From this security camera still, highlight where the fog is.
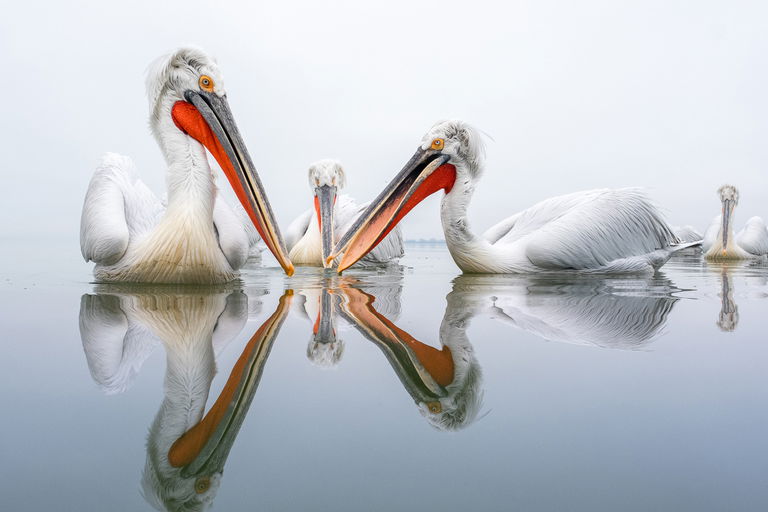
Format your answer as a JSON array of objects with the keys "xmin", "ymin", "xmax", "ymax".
[{"xmin": 1, "ymin": 0, "xmax": 766, "ymax": 245}]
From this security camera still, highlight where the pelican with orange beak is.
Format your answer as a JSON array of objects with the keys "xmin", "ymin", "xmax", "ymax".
[
  {"xmin": 331, "ymin": 120, "xmax": 697, "ymax": 274},
  {"xmin": 80, "ymin": 47, "xmax": 293, "ymax": 283},
  {"xmin": 285, "ymin": 159, "xmax": 403, "ymax": 268}
]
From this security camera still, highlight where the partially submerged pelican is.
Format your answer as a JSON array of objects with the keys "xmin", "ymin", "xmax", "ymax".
[
  {"xmin": 331, "ymin": 120, "xmax": 696, "ymax": 274},
  {"xmin": 80, "ymin": 47, "xmax": 293, "ymax": 284},
  {"xmin": 702, "ymin": 185, "xmax": 768, "ymax": 261},
  {"xmin": 285, "ymin": 159, "xmax": 403, "ymax": 268}
]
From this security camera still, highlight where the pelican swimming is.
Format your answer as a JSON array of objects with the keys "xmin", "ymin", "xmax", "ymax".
[
  {"xmin": 331, "ymin": 120, "xmax": 697, "ymax": 274},
  {"xmin": 702, "ymin": 185, "xmax": 768, "ymax": 261},
  {"xmin": 80, "ymin": 47, "xmax": 293, "ymax": 284},
  {"xmin": 285, "ymin": 159, "xmax": 403, "ymax": 268}
]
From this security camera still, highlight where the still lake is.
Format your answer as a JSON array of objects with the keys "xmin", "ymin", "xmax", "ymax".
[{"xmin": 1, "ymin": 241, "xmax": 767, "ymax": 512}]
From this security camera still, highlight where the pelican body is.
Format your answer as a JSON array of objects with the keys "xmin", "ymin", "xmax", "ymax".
[
  {"xmin": 80, "ymin": 47, "xmax": 293, "ymax": 284},
  {"xmin": 332, "ymin": 120, "xmax": 694, "ymax": 274},
  {"xmin": 702, "ymin": 185, "xmax": 768, "ymax": 261},
  {"xmin": 285, "ymin": 160, "xmax": 403, "ymax": 268}
]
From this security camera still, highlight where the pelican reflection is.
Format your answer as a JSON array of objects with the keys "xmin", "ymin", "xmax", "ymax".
[
  {"xmin": 451, "ymin": 273, "xmax": 683, "ymax": 349},
  {"xmin": 292, "ymin": 271, "xmax": 404, "ymax": 368},
  {"xmin": 338, "ymin": 284, "xmax": 483, "ymax": 432},
  {"xmin": 717, "ymin": 266, "xmax": 739, "ymax": 332},
  {"xmin": 79, "ymin": 287, "xmax": 292, "ymax": 512}
]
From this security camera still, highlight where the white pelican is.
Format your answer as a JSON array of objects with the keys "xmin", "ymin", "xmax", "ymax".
[
  {"xmin": 80, "ymin": 47, "xmax": 293, "ymax": 284},
  {"xmin": 702, "ymin": 185, "xmax": 768, "ymax": 260},
  {"xmin": 331, "ymin": 120, "xmax": 697, "ymax": 274},
  {"xmin": 285, "ymin": 159, "xmax": 403, "ymax": 268}
]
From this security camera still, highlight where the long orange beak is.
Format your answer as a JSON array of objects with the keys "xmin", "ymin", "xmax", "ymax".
[
  {"xmin": 168, "ymin": 291, "xmax": 293, "ymax": 474},
  {"xmin": 171, "ymin": 91, "xmax": 294, "ymax": 276},
  {"xmin": 329, "ymin": 148, "xmax": 455, "ymax": 272}
]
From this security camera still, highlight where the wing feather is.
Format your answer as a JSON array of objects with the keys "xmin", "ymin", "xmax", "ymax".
[
  {"xmin": 80, "ymin": 153, "xmax": 161, "ymax": 265},
  {"xmin": 736, "ymin": 217, "xmax": 768, "ymax": 256},
  {"xmin": 497, "ymin": 189, "xmax": 677, "ymax": 270}
]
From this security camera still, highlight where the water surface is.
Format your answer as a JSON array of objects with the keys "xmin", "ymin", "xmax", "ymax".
[{"xmin": 1, "ymin": 242, "xmax": 767, "ymax": 511}]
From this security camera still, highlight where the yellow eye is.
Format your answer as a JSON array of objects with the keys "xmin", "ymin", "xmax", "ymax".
[
  {"xmin": 426, "ymin": 401, "xmax": 442, "ymax": 413},
  {"xmin": 199, "ymin": 75, "xmax": 215, "ymax": 92},
  {"xmin": 430, "ymin": 138, "xmax": 444, "ymax": 150},
  {"xmin": 194, "ymin": 477, "xmax": 210, "ymax": 494}
]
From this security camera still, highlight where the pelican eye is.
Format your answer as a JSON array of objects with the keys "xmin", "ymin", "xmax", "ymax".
[
  {"xmin": 430, "ymin": 138, "xmax": 444, "ymax": 150},
  {"xmin": 194, "ymin": 476, "xmax": 211, "ymax": 494},
  {"xmin": 426, "ymin": 401, "xmax": 442, "ymax": 413},
  {"xmin": 199, "ymin": 75, "xmax": 215, "ymax": 92}
]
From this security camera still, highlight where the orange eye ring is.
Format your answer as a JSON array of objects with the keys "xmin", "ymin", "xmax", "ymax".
[
  {"xmin": 194, "ymin": 477, "xmax": 210, "ymax": 494},
  {"xmin": 430, "ymin": 138, "xmax": 444, "ymax": 150},
  {"xmin": 199, "ymin": 75, "xmax": 215, "ymax": 92}
]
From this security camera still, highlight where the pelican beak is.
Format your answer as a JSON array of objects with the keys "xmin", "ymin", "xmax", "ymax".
[
  {"xmin": 168, "ymin": 291, "xmax": 293, "ymax": 477},
  {"xmin": 172, "ymin": 91, "xmax": 294, "ymax": 276},
  {"xmin": 328, "ymin": 148, "xmax": 455, "ymax": 271},
  {"xmin": 314, "ymin": 185, "xmax": 337, "ymax": 269},
  {"xmin": 313, "ymin": 287, "xmax": 337, "ymax": 342},
  {"xmin": 721, "ymin": 199, "xmax": 733, "ymax": 252}
]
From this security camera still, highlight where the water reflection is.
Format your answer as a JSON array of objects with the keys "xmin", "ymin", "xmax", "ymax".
[
  {"xmin": 79, "ymin": 286, "xmax": 291, "ymax": 512},
  {"xmin": 451, "ymin": 274, "xmax": 682, "ymax": 349},
  {"xmin": 77, "ymin": 268, "xmax": 696, "ymax": 507},
  {"xmin": 292, "ymin": 272, "xmax": 404, "ymax": 368},
  {"xmin": 717, "ymin": 266, "xmax": 739, "ymax": 332},
  {"xmin": 338, "ymin": 283, "xmax": 483, "ymax": 432}
]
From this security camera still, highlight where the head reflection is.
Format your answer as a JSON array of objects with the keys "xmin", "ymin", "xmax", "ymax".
[
  {"xmin": 337, "ymin": 284, "xmax": 483, "ymax": 432},
  {"xmin": 79, "ymin": 286, "xmax": 291, "ymax": 512}
]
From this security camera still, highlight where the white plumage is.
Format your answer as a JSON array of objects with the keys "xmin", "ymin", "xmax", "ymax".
[
  {"xmin": 702, "ymin": 184, "xmax": 768, "ymax": 260},
  {"xmin": 79, "ymin": 47, "xmax": 290, "ymax": 284},
  {"xmin": 285, "ymin": 159, "xmax": 403, "ymax": 267},
  {"xmin": 334, "ymin": 120, "xmax": 696, "ymax": 274}
]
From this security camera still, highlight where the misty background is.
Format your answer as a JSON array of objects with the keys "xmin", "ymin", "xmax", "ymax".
[{"xmin": 1, "ymin": 0, "xmax": 766, "ymax": 255}]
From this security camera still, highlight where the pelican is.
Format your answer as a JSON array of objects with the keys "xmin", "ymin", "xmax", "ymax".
[
  {"xmin": 80, "ymin": 47, "xmax": 293, "ymax": 284},
  {"xmin": 702, "ymin": 185, "xmax": 768, "ymax": 260},
  {"xmin": 285, "ymin": 159, "xmax": 403, "ymax": 268},
  {"xmin": 331, "ymin": 120, "xmax": 698, "ymax": 274}
]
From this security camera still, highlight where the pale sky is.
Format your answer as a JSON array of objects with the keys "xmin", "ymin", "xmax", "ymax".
[{"xmin": 1, "ymin": 0, "xmax": 766, "ymax": 245}]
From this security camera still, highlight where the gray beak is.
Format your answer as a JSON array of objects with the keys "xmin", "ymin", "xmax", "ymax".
[
  {"xmin": 721, "ymin": 199, "xmax": 734, "ymax": 250},
  {"xmin": 314, "ymin": 185, "xmax": 337, "ymax": 269}
]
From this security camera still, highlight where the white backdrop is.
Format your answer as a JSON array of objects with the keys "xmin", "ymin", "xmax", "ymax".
[{"xmin": 1, "ymin": 0, "xmax": 766, "ymax": 243}]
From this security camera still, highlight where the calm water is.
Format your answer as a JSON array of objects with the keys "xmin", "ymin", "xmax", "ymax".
[{"xmin": 1, "ymin": 241, "xmax": 767, "ymax": 511}]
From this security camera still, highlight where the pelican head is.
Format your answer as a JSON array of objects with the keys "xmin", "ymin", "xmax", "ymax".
[
  {"xmin": 306, "ymin": 337, "xmax": 345, "ymax": 368},
  {"xmin": 717, "ymin": 184, "xmax": 739, "ymax": 252},
  {"xmin": 146, "ymin": 47, "xmax": 294, "ymax": 276},
  {"xmin": 307, "ymin": 159, "xmax": 346, "ymax": 268},
  {"xmin": 330, "ymin": 120, "xmax": 485, "ymax": 270}
]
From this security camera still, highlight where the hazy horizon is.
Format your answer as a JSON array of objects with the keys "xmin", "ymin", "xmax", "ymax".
[{"xmin": 2, "ymin": 0, "xmax": 766, "ymax": 249}]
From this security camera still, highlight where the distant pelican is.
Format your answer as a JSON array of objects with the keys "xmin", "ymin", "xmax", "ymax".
[
  {"xmin": 80, "ymin": 47, "xmax": 293, "ymax": 284},
  {"xmin": 285, "ymin": 159, "xmax": 403, "ymax": 268},
  {"xmin": 702, "ymin": 185, "xmax": 768, "ymax": 260},
  {"xmin": 331, "ymin": 120, "xmax": 696, "ymax": 274}
]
